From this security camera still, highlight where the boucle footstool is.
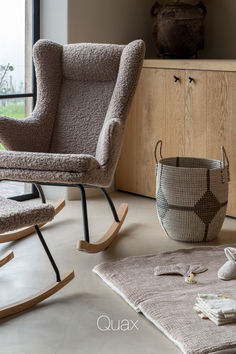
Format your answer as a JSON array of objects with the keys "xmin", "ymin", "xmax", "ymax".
[{"xmin": 0, "ymin": 196, "xmax": 74, "ymax": 319}]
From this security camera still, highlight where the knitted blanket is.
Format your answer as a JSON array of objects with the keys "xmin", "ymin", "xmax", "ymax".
[{"xmin": 93, "ymin": 244, "xmax": 236, "ymax": 354}]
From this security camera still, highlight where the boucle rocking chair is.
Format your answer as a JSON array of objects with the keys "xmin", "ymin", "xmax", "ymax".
[
  {"xmin": 0, "ymin": 39, "xmax": 145, "ymax": 253},
  {"xmin": 0, "ymin": 196, "xmax": 74, "ymax": 318}
]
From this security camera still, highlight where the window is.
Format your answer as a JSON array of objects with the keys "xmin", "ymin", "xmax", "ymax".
[
  {"xmin": 0, "ymin": 0, "xmax": 39, "ymax": 127},
  {"xmin": 0, "ymin": 0, "xmax": 39, "ymax": 197}
]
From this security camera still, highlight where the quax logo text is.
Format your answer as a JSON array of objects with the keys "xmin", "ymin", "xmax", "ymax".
[{"xmin": 97, "ymin": 314, "xmax": 139, "ymax": 332}]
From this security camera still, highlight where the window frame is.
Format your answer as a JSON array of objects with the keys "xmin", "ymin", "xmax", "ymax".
[
  {"xmin": 0, "ymin": 0, "xmax": 40, "ymax": 104},
  {"xmin": 0, "ymin": 0, "xmax": 40, "ymax": 201}
]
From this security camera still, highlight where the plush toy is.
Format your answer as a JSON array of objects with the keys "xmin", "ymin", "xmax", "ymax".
[
  {"xmin": 218, "ymin": 247, "xmax": 236, "ymax": 280},
  {"xmin": 154, "ymin": 263, "xmax": 207, "ymax": 284}
]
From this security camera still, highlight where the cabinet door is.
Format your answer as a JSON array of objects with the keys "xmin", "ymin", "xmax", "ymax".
[
  {"xmin": 165, "ymin": 70, "xmax": 185, "ymax": 157},
  {"xmin": 116, "ymin": 68, "xmax": 185, "ymax": 198},
  {"xmin": 135, "ymin": 68, "xmax": 166, "ymax": 197},
  {"xmin": 184, "ymin": 70, "xmax": 207, "ymax": 157},
  {"xmin": 206, "ymin": 71, "xmax": 236, "ymax": 216}
]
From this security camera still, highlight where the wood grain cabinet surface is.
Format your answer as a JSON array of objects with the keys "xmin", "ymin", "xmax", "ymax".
[{"xmin": 116, "ymin": 60, "xmax": 236, "ymax": 217}]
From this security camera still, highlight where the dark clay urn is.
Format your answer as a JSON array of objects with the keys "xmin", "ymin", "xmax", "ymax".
[{"xmin": 151, "ymin": 0, "xmax": 207, "ymax": 58}]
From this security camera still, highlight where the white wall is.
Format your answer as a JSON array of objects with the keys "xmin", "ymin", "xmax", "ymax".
[
  {"xmin": 202, "ymin": 0, "xmax": 236, "ymax": 59},
  {"xmin": 68, "ymin": 0, "xmax": 155, "ymax": 57},
  {"xmin": 40, "ymin": 0, "xmax": 68, "ymax": 44}
]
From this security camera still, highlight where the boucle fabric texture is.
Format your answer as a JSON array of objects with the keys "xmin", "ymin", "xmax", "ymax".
[
  {"xmin": 62, "ymin": 43, "xmax": 123, "ymax": 82},
  {"xmin": 93, "ymin": 244, "xmax": 236, "ymax": 354},
  {"xmin": 49, "ymin": 80, "xmax": 115, "ymax": 156},
  {"xmin": 0, "ymin": 167, "xmax": 110, "ymax": 185},
  {"xmin": 0, "ymin": 151, "xmax": 100, "ymax": 173},
  {"xmin": 0, "ymin": 39, "xmax": 145, "ymax": 187},
  {"xmin": 0, "ymin": 197, "xmax": 55, "ymax": 233}
]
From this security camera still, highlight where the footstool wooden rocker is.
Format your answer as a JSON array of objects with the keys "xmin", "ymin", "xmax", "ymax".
[{"xmin": 0, "ymin": 196, "xmax": 74, "ymax": 319}]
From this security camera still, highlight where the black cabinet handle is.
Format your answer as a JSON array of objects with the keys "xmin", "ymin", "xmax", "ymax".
[
  {"xmin": 173, "ymin": 75, "xmax": 180, "ymax": 82},
  {"xmin": 188, "ymin": 77, "xmax": 194, "ymax": 83}
]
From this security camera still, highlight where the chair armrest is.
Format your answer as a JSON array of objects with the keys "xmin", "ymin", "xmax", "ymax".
[
  {"xmin": 0, "ymin": 114, "xmax": 43, "ymax": 152},
  {"xmin": 95, "ymin": 118, "xmax": 124, "ymax": 169},
  {"xmin": 0, "ymin": 150, "xmax": 101, "ymax": 172}
]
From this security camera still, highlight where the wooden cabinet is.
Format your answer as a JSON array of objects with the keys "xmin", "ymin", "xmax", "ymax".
[{"xmin": 116, "ymin": 60, "xmax": 236, "ymax": 216}]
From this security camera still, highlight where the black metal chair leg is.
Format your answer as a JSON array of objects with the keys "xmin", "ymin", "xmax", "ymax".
[
  {"xmin": 34, "ymin": 225, "xmax": 61, "ymax": 282},
  {"xmin": 100, "ymin": 188, "xmax": 120, "ymax": 222},
  {"xmin": 77, "ymin": 185, "xmax": 90, "ymax": 243},
  {"xmin": 34, "ymin": 183, "xmax": 46, "ymax": 204},
  {"xmin": 8, "ymin": 183, "xmax": 39, "ymax": 202}
]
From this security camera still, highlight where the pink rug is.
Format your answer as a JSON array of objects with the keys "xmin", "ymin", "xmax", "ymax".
[{"xmin": 93, "ymin": 244, "xmax": 236, "ymax": 354}]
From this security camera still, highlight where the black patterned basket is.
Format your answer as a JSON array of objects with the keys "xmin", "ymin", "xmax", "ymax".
[{"xmin": 155, "ymin": 141, "xmax": 230, "ymax": 242}]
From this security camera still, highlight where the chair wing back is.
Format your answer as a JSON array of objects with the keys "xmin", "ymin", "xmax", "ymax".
[
  {"xmin": 13, "ymin": 39, "xmax": 144, "ymax": 161},
  {"xmin": 32, "ymin": 41, "xmax": 63, "ymax": 152},
  {"xmin": 95, "ymin": 40, "xmax": 145, "ymax": 176},
  {"xmin": 0, "ymin": 40, "xmax": 63, "ymax": 153},
  {"xmin": 49, "ymin": 43, "xmax": 125, "ymax": 155}
]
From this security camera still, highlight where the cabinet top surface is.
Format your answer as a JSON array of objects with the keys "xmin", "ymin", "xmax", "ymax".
[{"xmin": 143, "ymin": 59, "xmax": 236, "ymax": 72}]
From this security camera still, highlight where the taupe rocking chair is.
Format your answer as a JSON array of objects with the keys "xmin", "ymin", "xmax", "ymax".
[{"xmin": 0, "ymin": 39, "xmax": 145, "ymax": 252}]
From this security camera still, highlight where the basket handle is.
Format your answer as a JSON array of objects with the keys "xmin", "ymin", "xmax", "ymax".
[
  {"xmin": 221, "ymin": 146, "xmax": 229, "ymax": 168},
  {"xmin": 221, "ymin": 146, "xmax": 230, "ymax": 182},
  {"xmin": 154, "ymin": 140, "xmax": 163, "ymax": 163}
]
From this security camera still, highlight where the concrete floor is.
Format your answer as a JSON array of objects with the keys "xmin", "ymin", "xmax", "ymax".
[{"xmin": 1, "ymin": 191, "xmax": 236, "ymax": 354}]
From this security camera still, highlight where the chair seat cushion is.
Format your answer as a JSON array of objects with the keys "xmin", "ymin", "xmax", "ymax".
[
  {"xmin": 0, "ymin": 167, "xmax": 111, "ymax": 188},
  {"xmin": 0, "ymin": 197, "xmax": 55, "ymax": 234},
  {"xmin": 0, "ymin": 151, "xmax": 100, "ymax": 173}
]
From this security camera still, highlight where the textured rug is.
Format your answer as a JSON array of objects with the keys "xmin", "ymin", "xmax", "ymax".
[{"xmin": 93, "ymin": 245, "xmax": 236, "ymax": 354}]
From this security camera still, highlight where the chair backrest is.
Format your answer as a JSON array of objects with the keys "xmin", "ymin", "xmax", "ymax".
[{"xmin": 32, "ymin": 39, "xmax": 145, "ymax": 156}]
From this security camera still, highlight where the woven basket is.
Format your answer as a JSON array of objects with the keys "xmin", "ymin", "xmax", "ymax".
[{"xmin": 155, "ymin": 141, "xmax": 229, "ymax": 242}]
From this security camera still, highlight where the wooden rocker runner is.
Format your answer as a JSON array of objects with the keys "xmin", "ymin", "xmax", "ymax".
[
  {"xmin": 0, "ymin": 196, "xmax": 74, "ymax": 319},
  {"xmin": 77, "ymin": 199, "xmax": 128, "ymax": 253},
  {"xmin": 0, "ymin": 250, "xmax": 14, "ymax": 268}
]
